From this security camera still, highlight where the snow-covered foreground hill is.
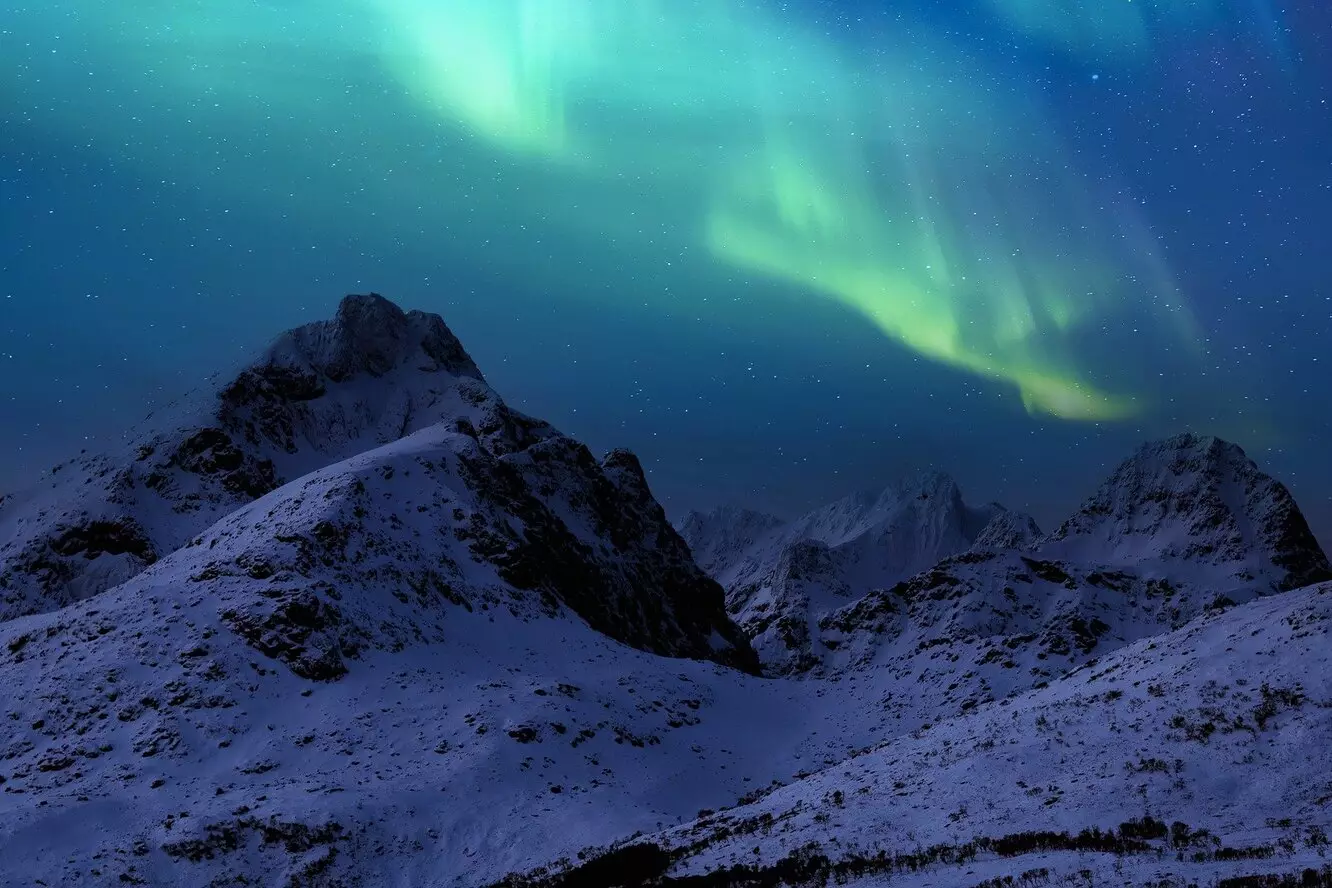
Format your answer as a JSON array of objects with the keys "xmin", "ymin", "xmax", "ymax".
[
  {"xmin": 2, "ymin": 294, "xmax": 1330, "ymax": 887},
  {"xmin": 0, "ymin": 446, "xmax": 1037, "ymax": 887},
  {"xmin": 501, "ymin": 581, "xmax": 1332, "ymax": 888},
  {"xmin": 0, "ymin": 559, "xmax": 861, "ymax": 886},
  {"xmin": 11, "ymin": 480, "xmax": 1329, "ymax": 886}
]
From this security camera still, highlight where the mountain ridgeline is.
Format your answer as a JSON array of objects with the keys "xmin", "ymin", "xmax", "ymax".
[
  {"xmin": 679, "ymin": 433, "xmax": 1330, "ymax": 675},
  {"xmin": 0, "ymin": 293, "xmax": 756, "ymax": 671},
  {"xmin": 0, "ymin": 293, "xmax": 1328, "ymax": 888}
]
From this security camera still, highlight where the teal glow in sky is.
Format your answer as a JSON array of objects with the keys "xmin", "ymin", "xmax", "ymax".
[
  {"xmin": 3, "ymin": 0, "xmax": 1330, "ymax": 536},
  {"xmin": 982, "ymin": 0, "xmax": 1292, "ymax": 62},
  {"xmin": 4, "ymin": 0, "xmax": 1200, "ymax": 417}
]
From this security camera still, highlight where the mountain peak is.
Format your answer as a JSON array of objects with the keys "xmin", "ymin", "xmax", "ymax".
[
  {"xmin": 208, "ymin": 293, "xmax": 501, "ymax": 466},
  {"xmin": 274, "ymin": 292, "xmax": 483, "ymax": 383},
  {"xmin": 1046, "ymin": 434, "xmax": 1331, "ymax": 589},
  {"xmin": 800, "ymin": 470, "xmax": 985, "ymax": 551},
  {"xmin": 1140, "ymin": 431, "xmax": 1235, "ymax": 461},
  {"xmin": 971, "ymin": 507, "xmax": 1043, "ymax": 551},
  {"xmin": 677, "ymin": 506, "xmax": 788, "ymax": 579},
  {"xmin": 890, "ymin": 468, "xmax": 960, "ymax": 494},
  {"xmin": 838, "ymin": 470, "xmax": 960, "ymax": 512},
  {"xmin": 1, "ymin": 294, "xmax": 507, "ymax": 619}
]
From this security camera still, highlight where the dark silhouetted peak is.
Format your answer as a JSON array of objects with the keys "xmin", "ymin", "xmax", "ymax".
[
  {"xmin": 210, "ymin": 294, "xmax": 497, "ymax": 461},
  {"xmin": 330, "ymin": 292, "xmax": 413, "ymax": 374},
  {"xmin": 282, "ymin": 293, "xmax": 482, "ymax": 383},
  {"xmin": 793, "ymin": 470, "xmax": 996, "ymax": 554},
  {"xmin": 1047, "ymin": 433, "xmax": 1331, "ymax": 590},
  {"xmin": 972, "ymin": 507, "xmax": 1043, "ymax": 551},
  {"xmin": 601, "ymin": 448, "xmax": 650, "ymax": 502}
]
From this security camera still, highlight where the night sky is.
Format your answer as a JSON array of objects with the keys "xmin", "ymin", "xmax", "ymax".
[{"xmin": 3, "ymin": 1, "xmax": 1331, "ymax": 541}]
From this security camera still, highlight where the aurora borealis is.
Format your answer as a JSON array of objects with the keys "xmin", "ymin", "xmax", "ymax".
[{"xmin": 3, "ymin": 1, "xmax": 1331, "ymax": 535}]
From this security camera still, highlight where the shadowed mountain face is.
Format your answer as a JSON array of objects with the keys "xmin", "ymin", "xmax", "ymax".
[{"xmin": 0, "ymin": 294, "xmax": 756, "ymax": 672}]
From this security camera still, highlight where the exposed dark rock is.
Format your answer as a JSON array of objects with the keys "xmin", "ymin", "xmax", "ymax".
[
  {"xmin": 452, "ymin": 439, "xmax": 760, "ymax": 674},
  {"xmin": 287, "ymin": 292, "xmax": 482, "ymax": 384},
  {"xmin": 169, "ymin": 428, "xmax": 280, "ymax": 498},
  {"xmin": 220, "ymin": 590, "xmax": 347, "ymax": 681},
  {"xmin": 50, "ymin": 519, "xmax": 155, "ymax": 563},
  {"xmin": 161, "ymin": 816, "xmax": 346, "ymax": 863}
]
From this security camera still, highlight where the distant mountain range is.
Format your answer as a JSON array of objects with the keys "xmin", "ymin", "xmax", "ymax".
[
  {"xmin": 1, "ymin": 294, "xmax": 1329, "ymax": 888},
  {"xmin": 678, "ymin": 433, "xmax": 1330, "ymax": 675}
]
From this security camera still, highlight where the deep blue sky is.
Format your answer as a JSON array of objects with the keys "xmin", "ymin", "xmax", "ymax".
[{"xmin": 2, "ymin": 0, "xmax": 1330, "ymax": 542}]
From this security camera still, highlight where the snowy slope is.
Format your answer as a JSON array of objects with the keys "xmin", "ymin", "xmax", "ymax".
[
  {"xmin": 0, "ymin": 293, "xmax": 539, "ymax": 621},
  {"xmin": 0, "ymin": 422, "xmax": 783, "ymax": 886},
  {"xmin": 816, "ymin": 547, "xmax": 1252, "ymax": 711},
  {"xmin": 4, "ymin": 295, "xmax": 1331, "ymax": 888},
  {"xmin": 679, "ymin": 474, "xmax": 1036, "ymax": 674},
  {"xmin": 501, "ymin": 581, "xmax": 1332, "ymax": 888},
  {"xmin": 16, "ymin": 428, "xmax": 1327, "ymax": 887}
]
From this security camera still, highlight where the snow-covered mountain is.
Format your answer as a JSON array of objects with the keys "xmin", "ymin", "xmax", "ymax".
[
  {"xmin": 684, "ymin": 433, "xmax": 1330, "ymax": 678},
  {"xmin": 0, "ymin": 293, "xmax": 500, "ymax": 619},
  {"xmin": 678, "ymin": 473, "xmax": 1036, "ymax": 673},
  {"xmin": 970, "ymin": 506, "xmax": 1043, "ymax": 551},
  {"xmin": 821, "ymin": 434, "xmax": 1331, "ymax": 673},
  {"xmin": 3, "ymin": 293, "xmax": 1331, "ymax": 888},
  {"xmin": 0, "ymin": 295, "xmax": 755, "ymax": 669},
  {"xmin": 6, "ymin": 417, "xmax": 1328, "ymax": 885},
  {"xmin": 1044, "ymin": 433, "xmax": 1332, "ymax": 592},
  {"xmin": 675, "ymin": 506, "xmax": 786, "ymax": 579}
]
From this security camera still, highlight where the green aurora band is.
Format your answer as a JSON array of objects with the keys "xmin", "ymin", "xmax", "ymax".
[{"xmin": 3, "ymin": 0, "xmax": 1206, "ymax": 420}]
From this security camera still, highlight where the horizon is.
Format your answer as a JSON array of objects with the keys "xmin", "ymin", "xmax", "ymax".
[
  {"xmin": 3, "ymin": 291, "xmax": 1327, "ymax": 555},
  {"xmin": 4, "ymin": 0, "xmax": 1331, "ymax": 560}
]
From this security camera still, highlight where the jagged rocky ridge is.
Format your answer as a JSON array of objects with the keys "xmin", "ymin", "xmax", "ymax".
[
  {"xmin": 678, "ymin": 474, "xmax": 1038, "ymax": 673},
  {"xmin": 0, "ymin": 293, "xmax": 488, "ymax": 617},
  {"xmin": 1044, "ymin": 433, "xmax": 1332, "ymax": 591},
  {"xmin": 0, "ymin": 294, "xmax": 755, "ymax": 670},
  {"xmin": 684, "ymin": 434, "xmax": 1330, "ymax": 677}
]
